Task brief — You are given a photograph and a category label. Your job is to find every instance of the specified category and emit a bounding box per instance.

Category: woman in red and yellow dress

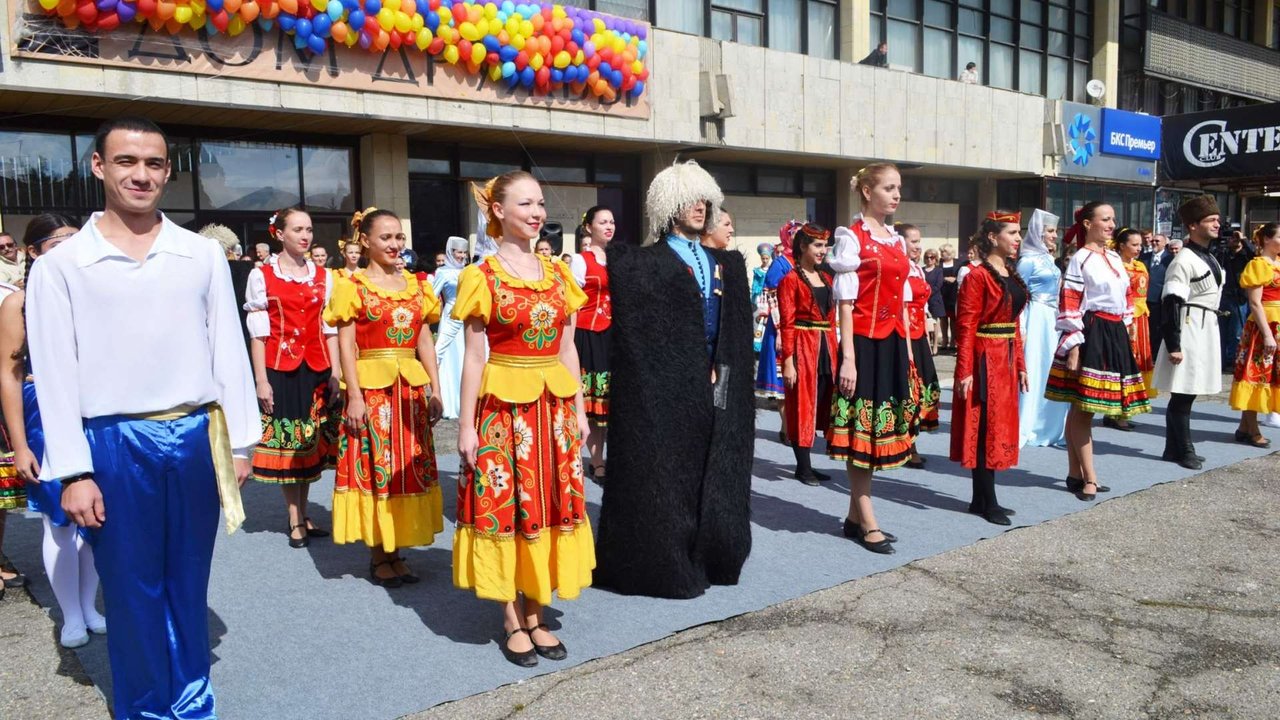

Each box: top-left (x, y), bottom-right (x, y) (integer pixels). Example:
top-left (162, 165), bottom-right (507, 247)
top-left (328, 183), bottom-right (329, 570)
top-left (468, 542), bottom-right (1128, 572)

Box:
top-left (1106, 228), bottom-right (1154, 431)
top-left (1228, 223), bottom-right (1280, 447)
top-left (778, 223), bottom-right (838, 487)
top-left (323, 208), bottom-right (444, 588)
top-left (951, 212), bottom-right (1028, 526)
top-left (454, 171), bottom-right (593, 668)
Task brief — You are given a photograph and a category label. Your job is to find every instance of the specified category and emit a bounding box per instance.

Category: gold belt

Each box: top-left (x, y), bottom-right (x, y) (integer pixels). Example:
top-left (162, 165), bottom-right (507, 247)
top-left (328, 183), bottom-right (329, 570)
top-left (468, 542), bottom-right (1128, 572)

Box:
top-left (796, 321), bottom-right (832, 330)
top-left (976, 322), bottom-right (1016, 338)
top-left (359, 348), bottom-right (417, 360)
top-left (126, 403), bottom-right (243, 535)
top-left (489, 352), bottom-right (560, 368)
top-left (1264, 301), bottom-right (1280, 308)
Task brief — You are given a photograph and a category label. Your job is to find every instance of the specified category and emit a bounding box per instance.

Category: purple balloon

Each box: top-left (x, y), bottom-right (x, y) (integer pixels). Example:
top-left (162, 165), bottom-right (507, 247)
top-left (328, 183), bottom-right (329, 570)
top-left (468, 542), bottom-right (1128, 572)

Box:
top-left (358, 31), bottom-right (372, 49)
top-left (96, 0), bottom-right (117, 11)
top-left (637, 26), bottom-right (647, 40)
top-left (116, 0), bottom-right (135, 21)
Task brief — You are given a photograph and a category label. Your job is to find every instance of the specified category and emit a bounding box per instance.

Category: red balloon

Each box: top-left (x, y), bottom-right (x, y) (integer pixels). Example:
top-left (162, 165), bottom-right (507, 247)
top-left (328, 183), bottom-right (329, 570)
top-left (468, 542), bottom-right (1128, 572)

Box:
top-left (586, 54), bottom-right (601, 70)
top-left (210, 9), bottom-right (229, 30)
top-left (427, 0), bottom-right (438, 8)
top-left (97, 10), bottom-right (120, 29)
top-left (427, 36), bottom-right (444, 54)
top-left (75, 0), bottom-right (97, 24)
top-left (622, 75), bottom-right (636, 91)
top-left (485, 51), bottom-right (499, 65)
top-left (363, 16), bottom-right (377, 31)
top-left (389, 31), bottom-right (401, 49)
top-left (539, 5), bottom-right (550, 20)
top-left (465, 59), bottom-right (479, 73)
top-left (598, 47), bottom-right (612, 64)
top-left (458, 39), bottom-right (471, 58)
top-left (535, 66), bottom-right (550, 87)
top-left (136, 0), bottom-right (155, 15)
top-left (514, 50), bottom-right (528, 70)
top-left (558, 28), bottom-right (571, 43)
top-left (565, 41), bottom-right (578, 56)
top-left (638, 68), bottom-right (649, 81)
top-left (550, 35), bottom-right (564, 54)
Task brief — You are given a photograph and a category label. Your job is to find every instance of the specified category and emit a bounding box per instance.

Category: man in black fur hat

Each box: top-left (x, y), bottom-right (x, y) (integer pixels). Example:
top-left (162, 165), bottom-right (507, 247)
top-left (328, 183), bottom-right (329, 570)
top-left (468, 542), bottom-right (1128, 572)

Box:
top-left (594, 161), bottom-right (755, 599)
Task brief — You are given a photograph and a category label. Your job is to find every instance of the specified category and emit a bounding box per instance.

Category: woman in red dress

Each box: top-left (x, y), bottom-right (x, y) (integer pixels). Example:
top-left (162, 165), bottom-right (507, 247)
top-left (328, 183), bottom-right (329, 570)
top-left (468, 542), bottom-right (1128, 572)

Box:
top-left (454, 171), bottom-right (593, 668)
top-left (900, 223), bottom-right (940, 468)
top-left (570, 205), bottom-right (615, 483)
top-left (778, 224), bottom-right (838, 486)
top-left (950, 212), bottom-right (1029, 526)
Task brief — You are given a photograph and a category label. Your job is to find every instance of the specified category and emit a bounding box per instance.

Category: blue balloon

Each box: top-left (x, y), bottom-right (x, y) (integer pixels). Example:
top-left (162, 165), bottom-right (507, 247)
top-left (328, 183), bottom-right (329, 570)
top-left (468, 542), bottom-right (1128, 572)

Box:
top-left (207, 0), bottom-right (223, 10)
top-left (347, 9), bottom-right (363, 29)
top-left (308, 34), bottom-right (327, 54)
top-left (258, 18), bottom-right (273, 30)
top-left (550, 67), bottom-right (563, 84)
top-left (501, 60), bottom-right (516, 77)
top-left (570, 29), bottom-right (583, 45)
top-left (499, 45), bottom-right (517, 62)
top-left (341, 0), bottom-right (357, 9)
top-left (637, 40), bottom-right (647, 58)
top-left (295, 18), bottom-right (312, 38)
top-left (599, 62), bottom-right (612, 76)
top-left (631, 80), bottom-right (644, 96)
top-left (482, 36), bottom-right (500, 52)
top-left (365, 0), bottom-right (380, 16)
top-left (425, 12), bottom-right (438, 29)
top-left (506, 72), bottom-right (520, 88)
top-left (326, 1), bottom-right (343, 22)
top-left (520, 66), bottom-right (535, 87)
top-left (610, 70), bottom-right (622, 87)
top-left (501, 0), bottom-right (514, 13)
top-left (312, 14), bottom-right (331, 37)
top-left (295, 34), bottom-right (308, 49)
top-left (278, 13), bottom-right (296, 31)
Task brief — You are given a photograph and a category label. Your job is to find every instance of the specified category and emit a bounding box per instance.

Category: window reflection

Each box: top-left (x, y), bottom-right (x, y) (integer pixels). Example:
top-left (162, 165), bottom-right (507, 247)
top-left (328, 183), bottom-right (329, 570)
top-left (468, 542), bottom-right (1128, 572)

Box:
top-left (199, 141), bottom-right (301, 212)
top-left (302, 146), bottom-right (354, 212)
top-left (0, 131), bottom-right (76, 210)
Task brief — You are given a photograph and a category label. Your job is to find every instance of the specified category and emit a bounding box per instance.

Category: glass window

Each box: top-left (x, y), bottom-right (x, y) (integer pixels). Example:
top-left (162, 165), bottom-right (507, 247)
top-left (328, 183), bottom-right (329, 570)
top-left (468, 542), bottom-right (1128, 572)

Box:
top-left (958, 35), bottom-right (985, 77)
top-left (738, 15), bottom-right (763, 44)
top-left (158, 138), bottom-right (196, 211)
top-left (1048, 30), bottom-right (1069, 54)
top-left (703, 164), bottom-right (752, 194)
top-left (958, 8), bottom-right (983, 33)
top-left (870, 14), bottom-right (884, 44)
top-left (1021, 0), bottom-right (1044, 23)
top-left (991, 0), bottom-right (1015, 16)
top-left (1019, 49), bottom-right (1043, 94)
top-left (532, 163), bottom-right (589, 184)
top-left (924, 0), bottom-right (951, 26)
top-left (1048, 5), bottom-right (1068, 28)
top-left (923, 28), bottom-right (954, 78)
top-left (1021, 22), bottom-right (1043, 49)
top-left (711, 10), bottom-right (734, 41)
top-left (458, 150), bottom-right (522, 179)
top-left (769, 0), bottom-right (803, 52)
top-left (1047, 55), bottom-right (1070, 99)
top-left (717, 0), bottom-right (762, 10)
top-left (409, 158), bottom-right (450, 175)
top-left (302, 147), bottom-right (354, 212)
top-left (888, 19), bottom-right (920, 70)
top-left (594, 0), bottom-right (648, 20)
top-left (758, 168), bottom-right (799, 194)
top-left (888, 0), bottom-right (919, 20)
top-left (1073, 60), bottom-right (1090, 102)
top-left (990, 17), bottom-right (1015, 42)
top-left (808, 1), bottom-right (838, 58)
top-left (960, 0), bottom-right (983, 7)
top-left (990, 43), bottom-right (1015, 89)
top-left (656, 0), bottom-right (702, 34)
top-left (198, 141), bottom-right (300, 212)
top-left (0, 130), bottom-right (76, 210)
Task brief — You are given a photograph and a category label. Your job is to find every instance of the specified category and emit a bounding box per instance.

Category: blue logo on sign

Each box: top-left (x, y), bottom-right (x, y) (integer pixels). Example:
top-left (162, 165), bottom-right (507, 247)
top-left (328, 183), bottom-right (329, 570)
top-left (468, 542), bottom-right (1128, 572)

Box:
top-left (1068, 113), bottom-right (1096, 167)
top-left (1100, 108), bottom-right (1162, 160)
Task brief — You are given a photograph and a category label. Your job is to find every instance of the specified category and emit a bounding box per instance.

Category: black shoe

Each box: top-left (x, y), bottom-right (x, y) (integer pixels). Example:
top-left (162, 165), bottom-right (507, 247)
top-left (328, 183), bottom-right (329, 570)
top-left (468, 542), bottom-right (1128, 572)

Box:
top-left (797, 469), bottom-right (822, 487)
top-left (852, 529), bottom-right (895, 554)
top-left (904, 456), bottom-right (926, 469)
top-left (501, 628), bottom-right (538, 668)
top-left (841, 519), bottom-right (897, 543)
top-left (288, 523), bottom-right (310, 549)
top-left (811, 468), bottom-right (832, 482)
top-left (530, 623), bottom-right (568, 661)
top-left (1075, 480), bottom-right (1099, 501)
top-left (588, 464), bottom-right (607, 485)
top-left (982, 509), bottom-right (1012, 526)
top-left (1102, 416), bottom-right (1133, 431)
top-left (304, 517), bottom-right (330, 538)
top-left (389, 557), bottom-right (420, 584)
top-left (369, 561), bottom-right (403, 588)
top-left (1234, 430), bottom-right (1271, 448)
top-left (968, 503), bottom-right (1016, 517)
top-left (1162, 451), bottom-right (1202, 470)
top-left (1065, 477), bottom-right (1110, 493)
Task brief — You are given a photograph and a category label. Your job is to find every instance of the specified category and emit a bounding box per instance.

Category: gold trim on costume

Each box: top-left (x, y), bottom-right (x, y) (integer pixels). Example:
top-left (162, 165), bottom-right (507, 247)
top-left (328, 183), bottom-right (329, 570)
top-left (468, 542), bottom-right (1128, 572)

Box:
top-left (976, 322), bottom-right (1016, 338)
top-left (488, 352), bottom-right (560, 368)
top-left (358, 348), bottom-right (418, 360)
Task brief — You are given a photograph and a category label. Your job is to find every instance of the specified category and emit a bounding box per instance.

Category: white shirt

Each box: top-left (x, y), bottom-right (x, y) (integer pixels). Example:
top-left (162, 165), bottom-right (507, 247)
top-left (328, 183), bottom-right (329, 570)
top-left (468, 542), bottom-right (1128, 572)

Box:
top-left (828, 216), bottom-right (913, 303)
top-left (1055, 246), bottom-right (1133, 355)
top-left (26, 213), bottom-right (259, 480)
top-left (242, 256), bottom-right (336, 339)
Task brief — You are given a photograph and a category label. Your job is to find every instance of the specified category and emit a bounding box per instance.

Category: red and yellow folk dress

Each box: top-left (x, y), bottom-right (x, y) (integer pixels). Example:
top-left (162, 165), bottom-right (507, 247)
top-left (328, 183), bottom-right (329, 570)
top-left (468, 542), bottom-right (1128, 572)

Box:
top-left (451, 255), bottom-right (594, 605)
top-left (1229, 256), bottom-right (1280, 413)
top-left (1123, 258), bottom-right (1155, 393)
top-left (323, 271), bottom-right (445, 551)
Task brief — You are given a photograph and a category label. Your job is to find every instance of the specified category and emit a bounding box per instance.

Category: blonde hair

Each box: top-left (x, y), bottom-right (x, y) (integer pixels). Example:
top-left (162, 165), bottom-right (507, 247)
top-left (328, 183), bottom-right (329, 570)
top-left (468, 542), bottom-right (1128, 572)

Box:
top-left (472, 170), bottom-right (538, 239)
top-left (854, 163), bottom-right (899, 206)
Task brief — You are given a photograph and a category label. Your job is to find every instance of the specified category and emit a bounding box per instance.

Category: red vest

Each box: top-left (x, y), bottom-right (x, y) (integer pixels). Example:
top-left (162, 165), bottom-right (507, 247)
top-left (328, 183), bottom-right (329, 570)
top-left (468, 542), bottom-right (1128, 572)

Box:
top-left (578, 251), bottom-right (612, 332)
top-left (849, 221), bottom-right (909, 339)
top-left (906, 270), bottom-right (930, 340)
top-left (262, 263), bottom-right (331, 372)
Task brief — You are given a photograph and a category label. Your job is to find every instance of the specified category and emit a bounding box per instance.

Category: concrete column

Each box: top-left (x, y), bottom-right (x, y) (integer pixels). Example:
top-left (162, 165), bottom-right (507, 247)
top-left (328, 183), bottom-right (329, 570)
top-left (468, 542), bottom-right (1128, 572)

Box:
top-left (358, 134), bottom-right (413, 245)
top-left (843, 0), bottom-right (872, 63)
top-left (835, 166), bottom-right (859, 225)
top-left (1092, 0), bottom-right (1120, 108)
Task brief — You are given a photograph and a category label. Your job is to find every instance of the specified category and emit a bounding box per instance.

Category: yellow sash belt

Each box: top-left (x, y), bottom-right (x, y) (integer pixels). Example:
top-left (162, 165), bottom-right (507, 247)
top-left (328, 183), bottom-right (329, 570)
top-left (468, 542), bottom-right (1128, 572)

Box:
top-left (125, 402), bottom-right (244, 535)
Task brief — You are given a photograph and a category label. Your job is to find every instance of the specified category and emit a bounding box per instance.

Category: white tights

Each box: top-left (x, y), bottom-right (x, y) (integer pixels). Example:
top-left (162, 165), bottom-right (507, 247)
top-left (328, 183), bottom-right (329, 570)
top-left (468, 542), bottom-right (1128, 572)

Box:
top-left (41, 516), bottom-right (105, 644)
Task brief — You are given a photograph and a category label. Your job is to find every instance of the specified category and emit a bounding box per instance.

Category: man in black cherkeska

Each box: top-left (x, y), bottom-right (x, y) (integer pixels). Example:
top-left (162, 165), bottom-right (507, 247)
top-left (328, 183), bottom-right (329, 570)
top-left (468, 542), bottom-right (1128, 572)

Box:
top-left (594, 161), bottom-right (754, 599)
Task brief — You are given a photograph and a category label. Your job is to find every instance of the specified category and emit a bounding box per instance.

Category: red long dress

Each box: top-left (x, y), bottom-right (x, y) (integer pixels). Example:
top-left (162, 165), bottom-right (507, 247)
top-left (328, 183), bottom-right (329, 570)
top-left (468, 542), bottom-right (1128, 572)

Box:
top-left (949, 264), bottom-right (1027, 470)
top-left (778, 268), bottom-right (838, 448)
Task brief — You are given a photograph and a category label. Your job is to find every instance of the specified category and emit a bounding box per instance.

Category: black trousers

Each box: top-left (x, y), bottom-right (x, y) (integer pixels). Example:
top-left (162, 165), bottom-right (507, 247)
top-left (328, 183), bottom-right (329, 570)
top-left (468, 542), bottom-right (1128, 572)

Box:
top-left (970, 402), bottom-right (999, 512)
top-left (1148, 302), bottom-right (1165, 359)
top-left (1165, 392), bottom-right (1196, 458)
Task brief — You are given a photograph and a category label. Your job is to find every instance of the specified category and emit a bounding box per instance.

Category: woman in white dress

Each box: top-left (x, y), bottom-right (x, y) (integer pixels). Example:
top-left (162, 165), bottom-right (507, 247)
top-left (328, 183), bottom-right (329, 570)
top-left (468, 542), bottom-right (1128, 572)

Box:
top-left (432, 236), bottom-right (469, 419)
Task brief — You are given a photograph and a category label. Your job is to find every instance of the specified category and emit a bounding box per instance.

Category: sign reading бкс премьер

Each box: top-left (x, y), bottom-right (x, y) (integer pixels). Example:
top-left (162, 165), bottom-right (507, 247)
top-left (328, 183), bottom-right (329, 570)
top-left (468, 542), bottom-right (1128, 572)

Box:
top-left (1100, 108), bottom-right (1161, 161)
top-left (9, 1), bottom-right (651, 119)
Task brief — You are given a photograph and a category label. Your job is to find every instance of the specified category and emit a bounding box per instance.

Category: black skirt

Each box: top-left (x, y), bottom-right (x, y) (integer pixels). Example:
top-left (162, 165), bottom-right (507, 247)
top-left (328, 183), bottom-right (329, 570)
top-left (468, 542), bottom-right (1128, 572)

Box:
top-left (1045, 313), bottom-right (1151, 417)
top-left (910, 336), bottom-right (941, 432)
top-left (827, 334), bottom-right (915, 470)
top-left (576, 326), bottom-right (611, 422)
top-left (252, 365), bottom-right (336, 484)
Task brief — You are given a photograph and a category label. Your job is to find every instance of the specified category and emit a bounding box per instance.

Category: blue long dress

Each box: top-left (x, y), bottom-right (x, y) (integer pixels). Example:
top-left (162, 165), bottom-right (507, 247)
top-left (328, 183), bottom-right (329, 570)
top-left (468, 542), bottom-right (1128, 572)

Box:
top-left (1017, 210), bottom-right (1069, 447)
top-left (22, 378), bottom-right (69, 526)
top-left (755, 253), bottom-right (792, 398)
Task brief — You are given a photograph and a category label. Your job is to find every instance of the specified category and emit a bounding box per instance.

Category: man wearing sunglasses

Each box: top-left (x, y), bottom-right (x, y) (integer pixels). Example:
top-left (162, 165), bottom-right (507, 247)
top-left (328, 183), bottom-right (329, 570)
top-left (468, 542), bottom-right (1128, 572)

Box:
top-left (0, 232), bottom-right (24, 288)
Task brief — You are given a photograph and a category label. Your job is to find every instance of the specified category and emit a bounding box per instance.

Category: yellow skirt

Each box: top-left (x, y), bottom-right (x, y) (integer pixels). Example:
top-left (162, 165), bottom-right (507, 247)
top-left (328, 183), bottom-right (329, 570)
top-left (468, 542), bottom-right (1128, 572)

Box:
top-left (452, 519), bottom-right (596, 605)
top-left (333, 487), bottom-right (444, 552)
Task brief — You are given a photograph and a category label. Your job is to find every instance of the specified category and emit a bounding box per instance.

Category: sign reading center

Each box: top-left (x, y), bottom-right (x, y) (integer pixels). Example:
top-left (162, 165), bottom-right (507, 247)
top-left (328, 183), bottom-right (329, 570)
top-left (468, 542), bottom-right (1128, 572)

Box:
top-left (1100, 109), bottom-right (1161, 161)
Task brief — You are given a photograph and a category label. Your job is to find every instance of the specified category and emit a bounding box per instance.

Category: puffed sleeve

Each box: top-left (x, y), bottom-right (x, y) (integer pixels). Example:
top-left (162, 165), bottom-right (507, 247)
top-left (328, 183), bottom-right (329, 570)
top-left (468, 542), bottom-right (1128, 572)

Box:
top-left (1055, 250), bottom-right (1087, 356)
top-left (323, 274), bottom-right (362, 326)
top-left (242, 267), bottom-right (270, 339)
top-left (828, 226), bottom-right (862, 302)
top-left (419, 276), bottom-right (442, 325)
top-left (451, 264), bottom-right (491, 324)
top-left (1239, 256), bottom-right (1273, 290)
top-left (570, 254), bottom-right (587, 286)
top-left (557, 260), bottom-right (588, 315)
top-left (321, 268), bottom-right (337, 336)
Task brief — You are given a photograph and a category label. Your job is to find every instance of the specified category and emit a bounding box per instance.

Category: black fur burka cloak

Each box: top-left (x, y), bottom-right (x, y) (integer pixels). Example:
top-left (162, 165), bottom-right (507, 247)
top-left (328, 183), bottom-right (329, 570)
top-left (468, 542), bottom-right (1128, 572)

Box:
top-left (593, 241), bottom-right (755, 599)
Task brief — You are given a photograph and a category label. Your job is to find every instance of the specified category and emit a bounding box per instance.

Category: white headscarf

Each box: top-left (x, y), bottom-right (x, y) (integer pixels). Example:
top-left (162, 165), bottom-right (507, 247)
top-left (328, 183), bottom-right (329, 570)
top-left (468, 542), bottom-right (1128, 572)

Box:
top-left (1020, 209), bottom-right (1059, 258)
top-left (444, 236), bottom-right (469, 270)
top-left (474, 209), bottom-right (499, 259)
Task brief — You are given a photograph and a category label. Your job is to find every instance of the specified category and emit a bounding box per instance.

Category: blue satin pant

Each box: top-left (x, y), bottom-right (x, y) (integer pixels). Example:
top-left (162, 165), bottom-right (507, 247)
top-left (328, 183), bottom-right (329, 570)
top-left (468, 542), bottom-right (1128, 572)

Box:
top-left (85, 410), bottom-right (219, 720)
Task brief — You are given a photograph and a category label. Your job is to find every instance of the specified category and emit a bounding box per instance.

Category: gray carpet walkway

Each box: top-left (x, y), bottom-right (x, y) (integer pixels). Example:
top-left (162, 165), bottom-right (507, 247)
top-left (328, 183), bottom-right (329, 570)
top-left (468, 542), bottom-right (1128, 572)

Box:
top-left (2, 392), bottom-right (1269, 718)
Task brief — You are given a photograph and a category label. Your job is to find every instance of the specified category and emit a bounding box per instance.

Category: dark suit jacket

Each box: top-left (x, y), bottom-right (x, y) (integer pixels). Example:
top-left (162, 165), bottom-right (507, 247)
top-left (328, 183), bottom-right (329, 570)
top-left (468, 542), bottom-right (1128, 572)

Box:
top-left (1140, 249), bottom-right (1172, 302)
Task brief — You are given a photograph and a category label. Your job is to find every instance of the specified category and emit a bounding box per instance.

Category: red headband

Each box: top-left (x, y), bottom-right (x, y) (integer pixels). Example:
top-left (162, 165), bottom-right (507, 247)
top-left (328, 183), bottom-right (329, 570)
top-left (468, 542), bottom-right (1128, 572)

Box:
top-left (986, 211), bottom-right (1021, 224)
top-left (1065, 206), bottom-right (1089, 249)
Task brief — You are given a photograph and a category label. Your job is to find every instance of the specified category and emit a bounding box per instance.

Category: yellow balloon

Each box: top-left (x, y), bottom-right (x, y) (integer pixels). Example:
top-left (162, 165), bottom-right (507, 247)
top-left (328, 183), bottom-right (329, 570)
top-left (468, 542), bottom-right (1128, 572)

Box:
top-left (488, 63), bottom-right (503, 82)
top-left (377, 8), bottom-right (393, 31)
top-left (174, 5), bottom-right (192, 22)
top-left (593, 18), bottom-right (604, 33)
top-left (529, 51), bottom-right (543, 70)
top-left (190, 12), bottom-right (206, 28)
top-left (505, 17), bottom-right (519, 35)
top-left (394, 11), bottom-right (411, 32)
top-left (384, 0), bottom-right (399, 11)
top-left (510, 33), bottom-right (525, 50)
top-left (519, 19), bottom-right (532, 37)
top-left (459, 21), bottom-right (479, 41)
top-left (483, 2), bottom-right (497, 19)
top-left (612, 37), bottom-right (625, 53)
top-left (37, 0), bottom-right (58, 9)
top-left (309, 0), bottom-right (324, 11)
top-left (487, 17), bottom-right (502, 35)
top-left (227, 14), bottom-right (245, 34)
top-left (573, 49), bottom-right (583, 64)
top-left (415, 30), bottom-right (430, 50)
top-left (191, 0), bottom-right (205, 15)
top-left (443, 44), bottom-right (460, 64)
top-left (411, 14), bottom-right (423, 31)
top-left (470, 42), bottom-right (485, 64)
top-left (551, 5), bottom-right (565, 19)
top-left (553, 50), bottom-right (570, 69)
top-left (631, 60), bottom-right (643, 74)
top-left (437, 6), bottom-right (450, 24)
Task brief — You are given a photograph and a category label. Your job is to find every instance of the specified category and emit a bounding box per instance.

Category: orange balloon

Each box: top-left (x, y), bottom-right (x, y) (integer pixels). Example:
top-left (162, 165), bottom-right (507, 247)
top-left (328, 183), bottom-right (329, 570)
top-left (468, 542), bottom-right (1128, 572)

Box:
top-left (222, 0), bottom-right (240, 12)
top-left (374, 28), bottom-right (390, 50)
top-left (497, 29), bottom-right (509, 44)
top-left (330, 20), bottom-right (348, 42)
top-left (530, 13), bottom-right (543, 31)
top-left (278, 0), bottom-right (297, 14)
top-left (537, 35), bottom-right (550, 55)
top-left (239, 1), bottom-right (258, 21)
top-left (261, 1), bottom-right (278, 18)
top-left (156, 0), bottom-right (176, 20)
top-left (165, 17), bottom-right (183, 32)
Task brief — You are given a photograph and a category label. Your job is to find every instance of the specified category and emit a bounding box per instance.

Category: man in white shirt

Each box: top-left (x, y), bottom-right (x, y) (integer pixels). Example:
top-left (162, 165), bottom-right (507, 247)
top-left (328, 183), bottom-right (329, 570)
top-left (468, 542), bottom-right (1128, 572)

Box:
top-left (0, 232), bottom-right (24, 287)
top-left (959, 62), bottom-right (979, 84)
top-left (26, 117), bottom-right (257, 720)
